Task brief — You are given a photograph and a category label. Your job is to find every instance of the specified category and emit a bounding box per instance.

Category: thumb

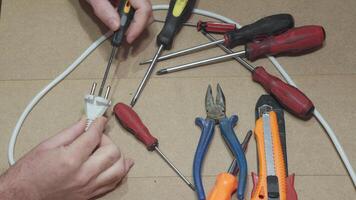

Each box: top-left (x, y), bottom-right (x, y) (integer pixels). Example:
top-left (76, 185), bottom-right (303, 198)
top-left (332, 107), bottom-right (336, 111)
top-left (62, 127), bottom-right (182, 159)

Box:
top-left (87, 0), bottom-right (120, 31)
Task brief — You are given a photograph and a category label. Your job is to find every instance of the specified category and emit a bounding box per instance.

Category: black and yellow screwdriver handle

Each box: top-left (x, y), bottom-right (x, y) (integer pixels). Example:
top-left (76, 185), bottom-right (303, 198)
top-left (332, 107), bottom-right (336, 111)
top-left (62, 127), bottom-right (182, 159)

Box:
top-left (157, 0), bottom-right (197, 49)
top-left (251, 111), bottom-right (287, 200)
top-left (112, 0), bottom-right (135, 47)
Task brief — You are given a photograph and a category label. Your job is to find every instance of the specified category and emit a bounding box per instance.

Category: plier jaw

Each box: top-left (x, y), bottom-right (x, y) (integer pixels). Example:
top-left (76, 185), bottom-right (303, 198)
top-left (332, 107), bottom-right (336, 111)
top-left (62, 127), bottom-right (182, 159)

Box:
top-left (193, 84), bottom-right (248, 200)
top-left (205, 84), bottom-right (226, 122)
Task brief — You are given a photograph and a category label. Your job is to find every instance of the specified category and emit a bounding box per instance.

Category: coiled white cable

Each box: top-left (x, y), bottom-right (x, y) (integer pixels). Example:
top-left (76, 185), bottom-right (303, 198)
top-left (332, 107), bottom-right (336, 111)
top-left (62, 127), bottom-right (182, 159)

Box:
top-left (8, 4), bottom-right (355, 187)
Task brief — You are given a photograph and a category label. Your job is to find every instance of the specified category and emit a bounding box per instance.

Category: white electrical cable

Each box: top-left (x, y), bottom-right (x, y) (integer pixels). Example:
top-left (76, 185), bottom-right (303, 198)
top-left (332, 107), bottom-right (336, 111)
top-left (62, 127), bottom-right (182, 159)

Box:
top-left (8, 32), bottom-right (112, 165)
top-left (8, 4), bottom-right (355, 187)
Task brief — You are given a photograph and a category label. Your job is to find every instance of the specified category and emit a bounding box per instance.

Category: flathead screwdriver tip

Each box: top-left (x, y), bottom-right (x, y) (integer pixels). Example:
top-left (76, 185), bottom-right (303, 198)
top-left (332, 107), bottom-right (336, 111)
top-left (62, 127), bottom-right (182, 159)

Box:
top-left (156, 69), bottom-right (168, 75)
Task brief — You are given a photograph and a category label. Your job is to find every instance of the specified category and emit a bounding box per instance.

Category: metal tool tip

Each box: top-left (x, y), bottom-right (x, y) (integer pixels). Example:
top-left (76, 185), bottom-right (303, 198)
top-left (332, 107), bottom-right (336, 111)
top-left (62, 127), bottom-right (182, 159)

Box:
top-left (130, 98), bottom-right (137, 107)
top-left (139, 60), bottom-right (151, 65)
top-left (156, 69), bottom-right (168, 75)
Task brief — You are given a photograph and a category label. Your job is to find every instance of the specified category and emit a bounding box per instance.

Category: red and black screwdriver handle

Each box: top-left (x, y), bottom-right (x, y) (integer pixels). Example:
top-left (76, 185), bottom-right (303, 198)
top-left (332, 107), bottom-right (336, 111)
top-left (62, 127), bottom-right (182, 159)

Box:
top-left (157, 0), bottom-right (197, 50)
top-left (114, 103), bottom-right (158, 151)
top-left (246, 25), bottom-right (326, 61)
top-left (112, 0), bottom-right (135, 47)
top-left (197, 20), bottom-right (237, 34)
top-left (224, 14), bottom-right (295, 48)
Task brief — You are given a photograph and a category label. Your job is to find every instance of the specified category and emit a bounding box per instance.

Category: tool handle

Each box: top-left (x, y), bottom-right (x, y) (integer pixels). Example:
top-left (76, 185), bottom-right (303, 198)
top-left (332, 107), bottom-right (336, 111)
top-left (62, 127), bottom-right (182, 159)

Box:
top-left (207, 173), bottom-right (237, 200)
top-left (197, 20), bottom-right (237, 34)
top-left (252, 67), bottom-right (314, 119)
top-left (246, 25), bottom-right (326, 60)
top-left (112, 0), bottom-right (135, 46)
top-left (225, 14), bottom-right (294, 48)
top-left (251, 111), bottom-right (287, 200)
top-left (193, 118), bottom-right (215, 200)
top-left (157, 0), bottom-right (196, 49)
top-left (286, 174), bottom-right (298, 200)
top-left (113, 103), bottom-right (158, 151)
top-left (219, 116), bottom-right (247, 200)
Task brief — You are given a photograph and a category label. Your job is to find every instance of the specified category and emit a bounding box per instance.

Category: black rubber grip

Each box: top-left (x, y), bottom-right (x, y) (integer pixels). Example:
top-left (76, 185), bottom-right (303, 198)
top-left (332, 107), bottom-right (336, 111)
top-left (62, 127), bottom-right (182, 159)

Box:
top-left (224, 14), bottom-right (294, 48)
top-left (156, 0), bottom-right (197, 50)
top-left (112, 0), bottom-right (135, 47)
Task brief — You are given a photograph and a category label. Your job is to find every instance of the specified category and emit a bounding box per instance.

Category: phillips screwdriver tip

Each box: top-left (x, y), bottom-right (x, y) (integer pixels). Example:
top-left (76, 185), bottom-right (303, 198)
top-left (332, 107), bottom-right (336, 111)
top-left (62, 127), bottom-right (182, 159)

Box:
top-left (139, 60), bottom-right (151, 65)
top-left (156, 69), bottom-right (168, 75)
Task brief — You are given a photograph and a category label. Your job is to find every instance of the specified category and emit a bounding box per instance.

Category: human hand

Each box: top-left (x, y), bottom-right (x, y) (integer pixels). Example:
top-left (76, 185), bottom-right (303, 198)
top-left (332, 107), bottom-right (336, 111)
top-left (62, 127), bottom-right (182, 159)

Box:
top-left (0, 117), bottom-right (133, 200)
top-left (87, 0), bottom-right (153, 43)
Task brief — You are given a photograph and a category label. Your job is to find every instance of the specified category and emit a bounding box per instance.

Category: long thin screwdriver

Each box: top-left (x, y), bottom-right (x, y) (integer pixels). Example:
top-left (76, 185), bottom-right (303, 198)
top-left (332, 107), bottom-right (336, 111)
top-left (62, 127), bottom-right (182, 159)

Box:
top-left (114, 102), bottom-right (196, 191)
top-left (98, 0), bottom-right (135, 96)
top-left (130, 0), bottom-right (197, 107)
top-left (140, 14), bottom-right (294, 65)
top-left (156, 26), bottom-right (325, 75)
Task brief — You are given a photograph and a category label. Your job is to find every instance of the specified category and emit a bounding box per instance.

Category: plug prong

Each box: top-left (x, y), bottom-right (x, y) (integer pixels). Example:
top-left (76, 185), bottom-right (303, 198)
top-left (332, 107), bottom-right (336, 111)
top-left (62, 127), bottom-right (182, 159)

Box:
top-left (90, 82), bottom-right (97, 95)
top-left (104, 85), bottom-right (111, 99)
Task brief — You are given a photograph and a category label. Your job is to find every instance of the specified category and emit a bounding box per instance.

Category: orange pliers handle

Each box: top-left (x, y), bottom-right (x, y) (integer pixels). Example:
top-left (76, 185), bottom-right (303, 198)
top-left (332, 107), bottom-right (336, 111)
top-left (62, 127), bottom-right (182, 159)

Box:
top-left (207, 173), bottom-right (237, 200)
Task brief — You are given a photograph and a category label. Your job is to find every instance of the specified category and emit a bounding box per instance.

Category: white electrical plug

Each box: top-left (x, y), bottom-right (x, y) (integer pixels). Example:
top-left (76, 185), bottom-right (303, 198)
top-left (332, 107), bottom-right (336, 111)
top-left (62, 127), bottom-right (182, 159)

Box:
top-left (84, 82), bottom-right (111, 130)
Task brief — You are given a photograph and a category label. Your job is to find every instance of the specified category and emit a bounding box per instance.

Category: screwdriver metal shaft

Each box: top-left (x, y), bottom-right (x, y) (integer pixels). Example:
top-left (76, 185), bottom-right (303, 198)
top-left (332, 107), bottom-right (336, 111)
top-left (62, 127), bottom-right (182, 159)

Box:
top-left (155, 146), bottom-right (196, 191)
top-left (98, 47), bottom-right (118, 96)
top-left (140, 39), bottom-right (224, 65)
top-left (157, 50), bottom-right (246, 75)
top-left (130, 45), bottom-right (164, 107)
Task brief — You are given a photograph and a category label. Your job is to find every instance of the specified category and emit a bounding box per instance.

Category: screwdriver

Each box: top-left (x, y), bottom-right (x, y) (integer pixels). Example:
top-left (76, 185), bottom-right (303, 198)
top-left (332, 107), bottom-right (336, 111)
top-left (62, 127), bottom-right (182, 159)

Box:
top-left (157, 25), bottom-right (325, 75)
top-left (201, 31), bottom-right (316, 120)
top-left (113, 102), bottom-right (196, 191)
top-left (98, 0), bottom-right (135, 96)
top-left (140, 14), bottom-right (294, 65)
top-left (207, 130), bottom-right (252, 200)
top-left (197, 20), bottom-right (237, 33)
top-left (130, 0), bottom-right (197, 107)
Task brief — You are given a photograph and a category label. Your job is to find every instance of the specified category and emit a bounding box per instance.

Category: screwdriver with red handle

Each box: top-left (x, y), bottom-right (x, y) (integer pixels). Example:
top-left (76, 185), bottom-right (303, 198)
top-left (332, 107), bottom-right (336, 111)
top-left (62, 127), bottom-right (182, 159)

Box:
top-left (140, 14), bottom-right (294, 65)
top-left (157, 25), bottom-right (325, 74)
top-left (197, 20), bottom-right (237, 34)
top-left (157, 26), bottom-right (325, 119)
top-left (113, 103), bottom-right (196, 191)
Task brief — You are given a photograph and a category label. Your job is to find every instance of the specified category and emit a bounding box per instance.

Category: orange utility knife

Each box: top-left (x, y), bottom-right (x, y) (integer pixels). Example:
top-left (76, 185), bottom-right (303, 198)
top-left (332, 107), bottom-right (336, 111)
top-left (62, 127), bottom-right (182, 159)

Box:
top-left (251, 95), bottom-right (297, 200)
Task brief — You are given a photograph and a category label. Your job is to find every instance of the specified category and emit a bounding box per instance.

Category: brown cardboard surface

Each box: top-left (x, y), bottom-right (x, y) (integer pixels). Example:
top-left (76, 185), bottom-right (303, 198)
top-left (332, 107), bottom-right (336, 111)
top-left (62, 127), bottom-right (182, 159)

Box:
top-left (0, 0), bottom-right (355, 199)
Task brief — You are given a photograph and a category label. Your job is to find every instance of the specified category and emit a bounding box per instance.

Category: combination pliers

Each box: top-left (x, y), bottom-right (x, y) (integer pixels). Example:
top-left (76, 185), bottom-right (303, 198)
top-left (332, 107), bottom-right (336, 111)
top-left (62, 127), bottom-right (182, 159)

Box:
top-left (193, 84), bottom-right (248, 200)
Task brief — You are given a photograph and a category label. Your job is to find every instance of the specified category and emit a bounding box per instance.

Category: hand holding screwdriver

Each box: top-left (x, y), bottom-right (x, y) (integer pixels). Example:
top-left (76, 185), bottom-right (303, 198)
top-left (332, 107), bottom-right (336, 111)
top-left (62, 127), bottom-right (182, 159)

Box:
top-left (113, 103), bottom-right (196, 191)
top-left (87, 0), bottom-right (152, 43)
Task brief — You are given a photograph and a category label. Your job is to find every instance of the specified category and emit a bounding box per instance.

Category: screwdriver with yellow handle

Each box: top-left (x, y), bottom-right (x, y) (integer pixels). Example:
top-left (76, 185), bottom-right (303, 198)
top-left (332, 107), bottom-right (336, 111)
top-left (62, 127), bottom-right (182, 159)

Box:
top-left (130, 0), bottom-right (197, 107)
top-left (207, 130), bottom-right (252, 200)
top-left (98, 0), bottom-right (134, 96)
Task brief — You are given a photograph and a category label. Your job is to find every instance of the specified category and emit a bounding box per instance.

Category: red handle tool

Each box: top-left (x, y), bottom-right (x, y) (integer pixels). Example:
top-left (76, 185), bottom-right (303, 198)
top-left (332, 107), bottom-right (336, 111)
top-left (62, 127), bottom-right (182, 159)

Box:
top-left (197, 20), bottom-right (237, 34)
top-left (114, 103), bottom-right (158, 151)
top-left (246, 25), bottom-right (325, 61)
top-left (252, 67), bottom-right (314, 119)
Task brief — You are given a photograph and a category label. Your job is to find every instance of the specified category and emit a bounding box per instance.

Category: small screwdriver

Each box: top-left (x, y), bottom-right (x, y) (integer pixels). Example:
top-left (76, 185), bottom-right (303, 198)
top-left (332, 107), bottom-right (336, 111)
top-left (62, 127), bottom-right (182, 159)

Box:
top-left (113, 103), bottom-right (196, 191)
top-left (140, 14), bottom-right (294, 65)
top-left (197, 20), bottom-right (237, 34)
top-left (156, 25), bottom-right (325, 75)
top-left (202, 32), bottom-right (316, 119)
top-left (98, 0), bottom-right (135, 96)
top-left (207, 131), bottom-right (252, 200)
top-left (130, 0), bottom-right (197, 107)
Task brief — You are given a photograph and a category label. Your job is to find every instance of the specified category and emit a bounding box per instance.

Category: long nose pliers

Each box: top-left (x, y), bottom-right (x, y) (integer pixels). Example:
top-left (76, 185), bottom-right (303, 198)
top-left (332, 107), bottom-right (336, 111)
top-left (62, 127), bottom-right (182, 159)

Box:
top-left (193, 84), bottom-right (248, 200)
